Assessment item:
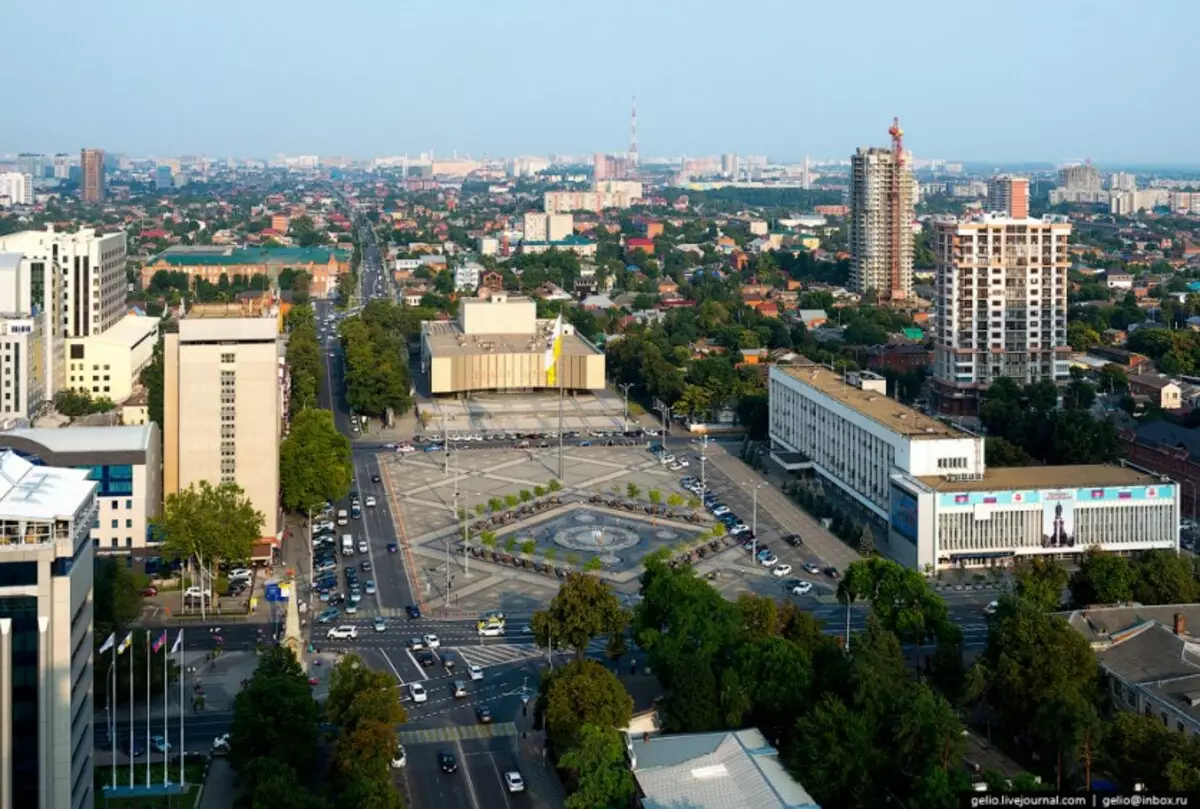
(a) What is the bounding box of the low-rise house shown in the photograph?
[867,344,933,373]
[1129,373,1183,409]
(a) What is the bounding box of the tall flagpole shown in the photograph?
[178,630,184,787]
[145,633,151,787]
[162,634,168,786]
[128,633,134,786]
[557,361,564,480]
[111,648,117,791]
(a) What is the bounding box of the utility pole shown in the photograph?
[618,383,636,433]
[748,481,766,564]
[442,413,449,476]
[557,362,565,481]
[698,435,710,495]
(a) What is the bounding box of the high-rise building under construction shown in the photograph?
[849,120,916,301]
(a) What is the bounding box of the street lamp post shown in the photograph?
[698,435,710,495]
[618,383,636,433]
[747,481,766,564]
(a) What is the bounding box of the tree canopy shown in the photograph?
[280,407,353,512]
[155,480,263,568]
[531,572,628,661]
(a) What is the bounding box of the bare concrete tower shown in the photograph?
[849,121,916,301]
[629,96,638,167]
[80,148,105,203]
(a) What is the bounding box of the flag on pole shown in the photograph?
[117,631,133,655]
[170,630,183,655]
[151,630,168,653]
[544,314,564,386]
[99,633,116,655]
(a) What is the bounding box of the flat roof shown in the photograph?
[5,425,153,455]
[775,365,958,439]
[0,451,94,522]
[179,316,278,342]
[83,315,159,349]
[422,320,602,359]
[153,246,348,266]
[918,464,1158,492]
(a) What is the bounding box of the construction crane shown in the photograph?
[887,116,904,303]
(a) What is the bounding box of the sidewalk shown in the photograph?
[516,728,566,809]
[702,441,863,572]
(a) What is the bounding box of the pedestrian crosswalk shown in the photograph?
[398,721,518,745]
[452,643,541,668]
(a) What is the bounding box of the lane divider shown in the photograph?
[380,455,427,616]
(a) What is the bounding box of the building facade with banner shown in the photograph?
[888,467,1180,570]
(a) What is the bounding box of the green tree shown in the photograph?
[559,724,637,809]
[1069,548,1134,605]
[520,539,536,558]
[532,572,629,661]
[229,647,320,784]
[93,557,148,636]
[504,494,519,509]
[139,334,165,428]
[519,489,533,503]
[480,530,497,550]
[1131,549,1198,605]
[647,489,662,506]
[280,408,353,513]
[534,485,548,498]
[787,695,884,808]
[155,480,263,578]
[667,493,684,509]
[1013,557,1068,611]
[537,660,633,753]
[548,478,563,492]
[625,483,641,500]
[242,758,328,809]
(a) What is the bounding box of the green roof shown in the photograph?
[153,247,349,266]
[902,327,924,340]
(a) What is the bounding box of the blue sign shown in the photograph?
[264,582,286,603]
[890,485,919,544]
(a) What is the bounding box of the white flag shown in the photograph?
[170,630,183,655]
[99,633,115,654]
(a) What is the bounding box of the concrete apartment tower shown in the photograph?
[849,141,916,300]
[163,304,281,544]
[986,175,1030,219]
[80,149,105,203]
[931,213,1073,415]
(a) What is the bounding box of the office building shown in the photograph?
[0,174,31,207]
[140,246,348,299]
[153,166,173,190]
[849,145,916,300]
[163,307,281,544]
[0,250,60,420]
[986,175,1029,219]
[522,213,573,243]
[768,365,1179,570]
[0,227,127,339]
[15,154,45,180]
[80,149,105,203]
[0,449,99,809]
[930,214,1072,414]
[65,315,160,403]
[0,424,161,554]
[420,295,605,395]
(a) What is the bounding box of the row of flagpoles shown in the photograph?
[98,628,186,790]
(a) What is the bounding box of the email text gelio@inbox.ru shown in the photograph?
[965,795,1194,808]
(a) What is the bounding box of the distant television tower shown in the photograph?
[629,95,639,166]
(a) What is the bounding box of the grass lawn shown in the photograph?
[95,761,206,809]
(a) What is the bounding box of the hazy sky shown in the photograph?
[8,0,1197,164]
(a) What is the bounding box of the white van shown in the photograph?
[341,535,354,556]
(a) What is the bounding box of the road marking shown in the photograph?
[456,733,482,809]
[395,721,518,746]
[405,649,430,680]
[379,649,404,686]
[355,455,386,606]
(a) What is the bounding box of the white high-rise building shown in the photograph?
[523,212,548,242]
[931,213,1072,414]
[0,227,127,339]
[0,174,31,207]
[850,146,916,300]
[0,251,61,420]
[1110,172,1137,193]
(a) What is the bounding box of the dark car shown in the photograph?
[475,705,493,724]
[783,534,803,547]
[824,566,841,579]
[360,560,373,572]
[438,751,458,773]
[418,651,436,667]
[406,604,421,619]
[387,542,399,553]
[371,474,381,483]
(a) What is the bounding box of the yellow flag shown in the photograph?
[544,314,564,386]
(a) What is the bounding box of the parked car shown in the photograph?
[802,562,821,575]
[408,637,425,651]
[141,586,158,597]
[390,745,406,769]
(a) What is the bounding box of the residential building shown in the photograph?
[0,450,98,809]
[1111,172,1137,193]
[628,728,820,809]
[0,424,161,554]
[769,365,1179,569]
[544,181,642,214]
[522,212,573,243]
[478,236,499,256]
[866,343,932,373]
[0,174,32,207]
[15,153,46,180]
[140,246,349,298]
[520,235,597,258]
[153,166,173,190]
[80,148,105,203]
[931,214,1072,415]
[1061,605,1200,737]
[1128,374,1183,410]
[420,295,605,395]
[986,175,1029,219]
[65,315,160,403]
[1049,163,1108,205]
[453,262,482,292]
[0,252,58,419]
[163,307,281,546]
[849,145,916,300]
[0,227,129,339]
[1120,421,1200,517]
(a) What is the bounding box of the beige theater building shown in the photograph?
[420,295,605,395]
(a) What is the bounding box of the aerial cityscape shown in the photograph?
[5,3,1200,809]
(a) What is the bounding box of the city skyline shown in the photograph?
[8,0,1197,163]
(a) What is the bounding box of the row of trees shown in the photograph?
[980,377,1120,466]
[287,304,323,409]
[339,300,414,418]
[53,388,116,417]
[1068,547,1200,607]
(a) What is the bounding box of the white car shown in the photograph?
[336,511,349,526]
[313,520,335,532]
[391,744,406,769]
[423,634,440,649]
[676,458,690,467]
[184,586,211,598]
[357,541,368,553]
[212,734,230,754]
[344,602,358,615]
[758,554,778,567]
[468,664,484,681]
[712,506,731,517]
[398,445,416,454]
[409,683,427,703]
[504,771,525,793]
[373,617,387,632]
[478,624,504,637]
[789,581,813,596]
[365,496,377,508]
[772,564,793,578]
[326,625,358,640]
[984,600,999,616]
[228,568,252,581]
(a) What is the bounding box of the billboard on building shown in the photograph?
[890,484,919,543]
[1042,490,1076,548]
